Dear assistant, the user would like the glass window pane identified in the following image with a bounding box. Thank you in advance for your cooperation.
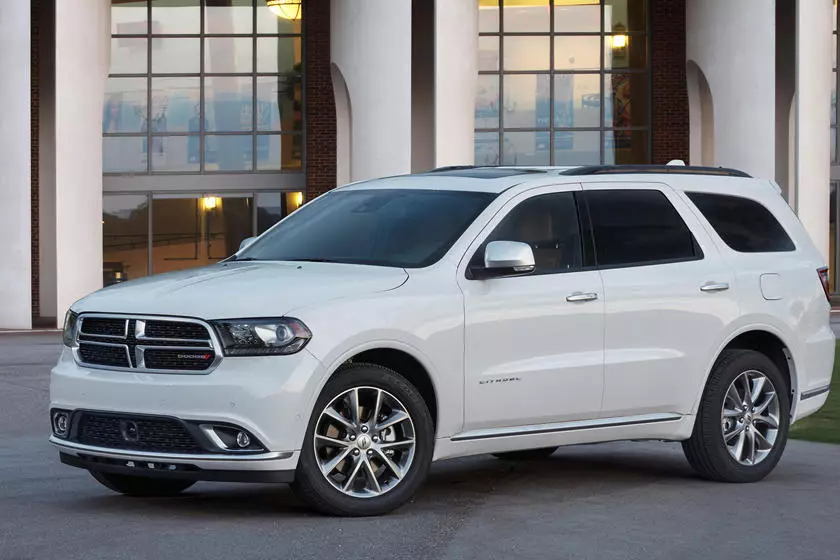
[604,34,647,70]
[257,76,302,132]
[152,197,200,274]
[205,135,253,171]
[504,36,550,70]
[475,75,500,129]
[257,37,303,74]
[554,36,601,71]
[475,132,501,166]
[554,0,600,33]
[205,37,253,74]
[207,197,255,260]
[206,76,254,132]
[832,71,836,126]
[103,194,149,285]
[257,134,303,170]
[831,184,837,291]
[104,78,148,133]
[151,0,200,34]
[503,131,551,165]
[258,192,304,234]
[554,73,600,128]
[257,1,303,33]
[479,36,500,71]
[110,38,147,74]
[103,137,147,173]
[151,77,200,133]
[151,38,200,73]
[554,130,600,165]
[503,74,550,129]
[605,0,647,33]
[604,130,649,164]
[503,0,550,33]
[479,0,500,33]
[586,189,698,267]
[150,136,201,172]
[205,0,253,34]
[605,73,649,128]
[111,0,147,35]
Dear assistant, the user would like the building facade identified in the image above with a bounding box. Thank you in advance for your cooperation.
[0,0,834,329]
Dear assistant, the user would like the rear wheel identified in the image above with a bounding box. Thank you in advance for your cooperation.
[89,471,195,497]
[683,349,790,483]
[291,364,434,516]
[492,447,558,461]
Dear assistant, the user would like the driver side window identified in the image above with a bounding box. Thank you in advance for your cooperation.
[472,192,583,275]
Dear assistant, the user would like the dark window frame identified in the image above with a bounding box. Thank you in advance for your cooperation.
[582,188,705,270]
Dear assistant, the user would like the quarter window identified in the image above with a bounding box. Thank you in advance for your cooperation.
[686,192,796,253]
[476,192,583,274]
[585,189,700,267]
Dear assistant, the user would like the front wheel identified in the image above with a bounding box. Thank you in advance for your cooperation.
[291,364,434,516]
[89,471,195,497]
[683,349,790,483]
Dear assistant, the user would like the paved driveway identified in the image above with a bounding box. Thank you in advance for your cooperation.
[1,333,838,560]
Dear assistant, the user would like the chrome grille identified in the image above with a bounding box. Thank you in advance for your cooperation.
[75,315,220,373]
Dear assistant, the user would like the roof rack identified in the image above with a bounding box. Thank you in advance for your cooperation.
[559,165,751,178]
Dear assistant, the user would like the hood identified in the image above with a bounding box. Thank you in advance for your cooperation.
[73,261,409,319]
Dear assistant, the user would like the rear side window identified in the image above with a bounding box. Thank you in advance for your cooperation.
[686,192,795,253]
[585,189,701,268]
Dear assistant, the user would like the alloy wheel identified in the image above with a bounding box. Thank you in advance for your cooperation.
[313,386,416,498]
[720,370,781,466]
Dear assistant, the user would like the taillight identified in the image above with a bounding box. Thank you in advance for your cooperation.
[817,267,831,303]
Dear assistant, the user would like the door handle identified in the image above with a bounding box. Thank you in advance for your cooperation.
[566,292,599,303]
[700,282,730,293]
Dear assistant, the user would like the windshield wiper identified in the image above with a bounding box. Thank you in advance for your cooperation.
[285,258,341,263]
[226,256,260,262]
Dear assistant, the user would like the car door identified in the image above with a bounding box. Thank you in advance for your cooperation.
[580,182,740,418]
[457,184,606,432]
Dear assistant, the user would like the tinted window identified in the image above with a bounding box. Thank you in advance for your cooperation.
[585,189,700,267]
[238,189,495,268]
[687,192,795,253]
[474,192,582,274]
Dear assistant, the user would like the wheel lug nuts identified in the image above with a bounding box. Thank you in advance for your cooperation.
[372,436,379,443]
[367,450,373,456]
[350,435,356,441]
[353,449,360,456]
[361,425,369,433]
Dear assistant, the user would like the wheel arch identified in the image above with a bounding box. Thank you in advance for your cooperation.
[694,325,798,417]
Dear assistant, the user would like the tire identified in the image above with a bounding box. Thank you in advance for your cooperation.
[291,363,434,517]
[492,447,558,461]
[683,349,790,483]
[89,471,195,497]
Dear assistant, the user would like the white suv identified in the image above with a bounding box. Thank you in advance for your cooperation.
[51,165,835,516]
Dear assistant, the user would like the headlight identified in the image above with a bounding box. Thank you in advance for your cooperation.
[62,310,79,348]
[211,318,312,356]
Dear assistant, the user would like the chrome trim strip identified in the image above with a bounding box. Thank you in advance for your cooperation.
[450,413,683,442]
[800,385,831,401]
[51,437,293,462]
[72,313,223,375]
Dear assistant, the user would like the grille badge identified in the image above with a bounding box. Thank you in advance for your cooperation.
[120,420,140,443]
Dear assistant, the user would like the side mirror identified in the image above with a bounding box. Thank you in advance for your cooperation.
[238,236,257,252]
[471,241,536,280]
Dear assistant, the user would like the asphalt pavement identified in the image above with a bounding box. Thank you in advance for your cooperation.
[1,331,838,560]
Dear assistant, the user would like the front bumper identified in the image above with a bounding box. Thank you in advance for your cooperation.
[50,346,326,476]
[54,438,296,483]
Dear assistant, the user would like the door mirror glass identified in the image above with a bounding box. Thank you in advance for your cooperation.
[474,241,536,279]
[238,236,257,252]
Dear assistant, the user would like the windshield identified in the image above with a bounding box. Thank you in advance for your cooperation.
[237,189,496,268]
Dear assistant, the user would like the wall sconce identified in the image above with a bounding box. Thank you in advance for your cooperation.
[286,191,304,212]
[266,0,302,20]
[201,196,221,211]
[610,23,628,60]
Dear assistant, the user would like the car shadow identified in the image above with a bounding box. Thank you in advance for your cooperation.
[65,443,701,519]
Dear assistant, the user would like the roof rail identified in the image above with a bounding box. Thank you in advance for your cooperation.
[559,165,751,178]
[426,165,480,173]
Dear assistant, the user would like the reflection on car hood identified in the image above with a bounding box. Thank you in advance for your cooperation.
[73,261,409,319]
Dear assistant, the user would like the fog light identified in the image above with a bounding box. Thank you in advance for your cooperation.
[235,431,251,448]
[52,412,70,437]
